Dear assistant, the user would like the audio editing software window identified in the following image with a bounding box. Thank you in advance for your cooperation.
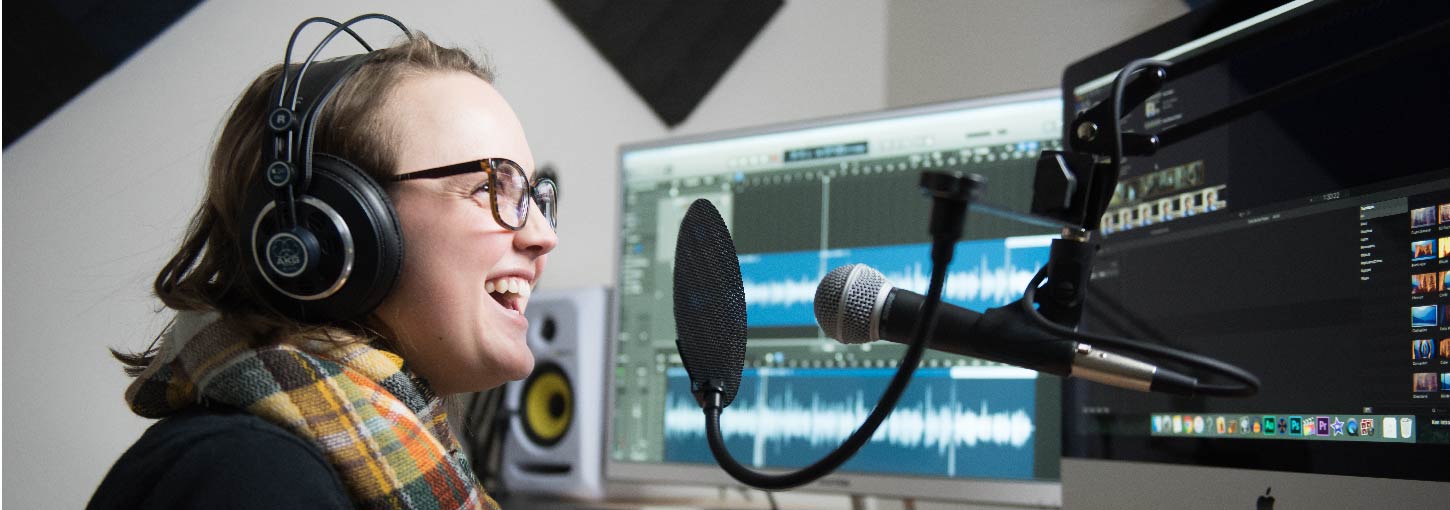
[612,92,1065,482]
[1064,0,1450,479]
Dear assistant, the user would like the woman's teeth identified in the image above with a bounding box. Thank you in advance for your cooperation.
[485,277,532,298]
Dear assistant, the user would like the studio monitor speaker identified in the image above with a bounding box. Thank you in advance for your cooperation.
[502,286,609,499]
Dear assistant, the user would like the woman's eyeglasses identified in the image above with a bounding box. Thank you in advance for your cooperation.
[392,158,557,231]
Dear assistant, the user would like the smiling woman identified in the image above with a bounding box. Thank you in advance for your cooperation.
[375,72,559,394]
[87,15,555,510]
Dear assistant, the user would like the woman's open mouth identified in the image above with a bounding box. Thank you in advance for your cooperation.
[486,276,531,314]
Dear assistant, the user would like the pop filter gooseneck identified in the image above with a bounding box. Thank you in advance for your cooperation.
[672,174,975,491]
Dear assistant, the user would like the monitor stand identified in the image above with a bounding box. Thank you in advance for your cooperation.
[850,494,872,510]
[848,494,918,510]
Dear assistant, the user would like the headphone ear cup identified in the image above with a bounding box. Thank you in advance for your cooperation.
[247,153,403,322]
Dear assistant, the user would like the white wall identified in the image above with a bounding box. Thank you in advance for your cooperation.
[1,1,885,508]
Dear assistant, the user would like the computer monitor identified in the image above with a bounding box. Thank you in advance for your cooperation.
[1059,0,1450,507]
[608,90,1064,506]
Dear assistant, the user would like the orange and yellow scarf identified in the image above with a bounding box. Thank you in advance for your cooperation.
[125,312,499,510]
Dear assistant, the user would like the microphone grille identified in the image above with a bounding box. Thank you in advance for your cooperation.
[814,264,887,345]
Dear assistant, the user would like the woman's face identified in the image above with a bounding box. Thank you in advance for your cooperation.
[374,71,558,395]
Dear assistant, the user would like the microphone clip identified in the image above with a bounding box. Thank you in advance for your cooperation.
[1037,233,1096,328]
[1031,62,1169,233]
[919,171,985,262]
[689,378,728,411]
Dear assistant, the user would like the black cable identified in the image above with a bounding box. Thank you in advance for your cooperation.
[1108,58,1170,186]
[1021,265,1259,396]
[701,221,957,490]
[765,490,780,510]
[462,383,512,493]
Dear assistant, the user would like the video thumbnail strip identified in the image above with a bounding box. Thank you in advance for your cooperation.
[1100,185,1227,234]
[1104,160,1206,209]
[1150,413,1415,443]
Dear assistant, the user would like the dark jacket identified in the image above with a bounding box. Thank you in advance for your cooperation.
[88,407,352,509]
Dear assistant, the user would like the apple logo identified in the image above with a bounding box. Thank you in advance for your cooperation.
[1257,487,1275,510]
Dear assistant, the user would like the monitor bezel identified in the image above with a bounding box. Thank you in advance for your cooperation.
[605,88,1064,506]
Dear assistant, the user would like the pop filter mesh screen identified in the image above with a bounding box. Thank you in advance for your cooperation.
[672,199,747,408]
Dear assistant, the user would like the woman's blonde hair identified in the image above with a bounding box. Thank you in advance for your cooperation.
[115,33,494,374]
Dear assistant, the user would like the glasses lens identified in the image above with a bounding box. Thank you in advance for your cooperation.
[493,160,529,229]
[534,178,557,229]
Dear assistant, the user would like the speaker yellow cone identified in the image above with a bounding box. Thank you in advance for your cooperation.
[521,363,572,446]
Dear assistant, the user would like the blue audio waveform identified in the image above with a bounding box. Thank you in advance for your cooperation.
[739,236,1054,328]
[663,367,1038,479]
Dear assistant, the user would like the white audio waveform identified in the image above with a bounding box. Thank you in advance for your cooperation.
[664,385,1035,461]
[741,274,819,308]
[890,257,1040,306]
[742,255,1041,309]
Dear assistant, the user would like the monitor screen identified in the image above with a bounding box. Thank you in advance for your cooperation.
[608,90,1063,506]
[1060,0,1450,506]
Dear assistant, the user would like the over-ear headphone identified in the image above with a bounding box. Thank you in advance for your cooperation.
[243,15,411,322]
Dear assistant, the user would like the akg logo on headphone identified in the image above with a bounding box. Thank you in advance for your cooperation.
[266,161,292,187]
[266,233,308,277]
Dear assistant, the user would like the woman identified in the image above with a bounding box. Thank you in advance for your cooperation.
[89,17,556,510]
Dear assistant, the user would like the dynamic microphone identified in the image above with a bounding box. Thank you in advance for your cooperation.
[815,264,1198,395]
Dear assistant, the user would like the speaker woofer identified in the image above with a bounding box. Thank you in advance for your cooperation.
[519,362,572,448]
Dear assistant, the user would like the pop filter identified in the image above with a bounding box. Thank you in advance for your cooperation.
[672,199,747,409]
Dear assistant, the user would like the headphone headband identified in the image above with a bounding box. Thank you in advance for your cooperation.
[267,15,413,221]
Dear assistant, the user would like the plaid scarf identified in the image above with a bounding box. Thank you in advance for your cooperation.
[125,311,499,510]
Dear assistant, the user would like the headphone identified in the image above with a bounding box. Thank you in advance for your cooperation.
[243,14,412,323]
